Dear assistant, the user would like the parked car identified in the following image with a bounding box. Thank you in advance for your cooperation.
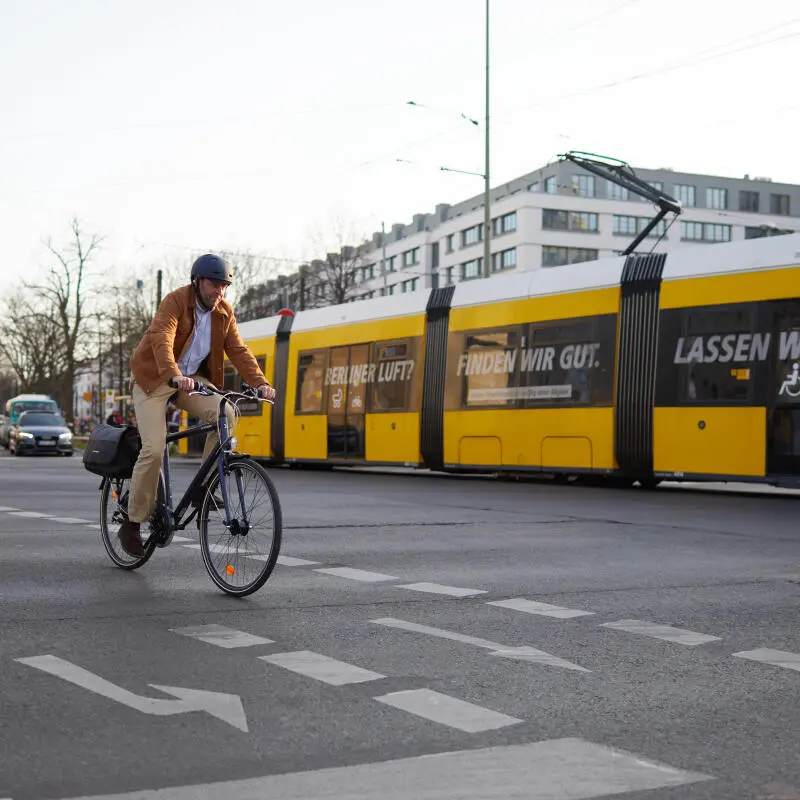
[9,411,73,456]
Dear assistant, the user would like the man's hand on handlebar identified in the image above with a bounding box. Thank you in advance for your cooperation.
[171,375,196,392]
[257,384,276,402]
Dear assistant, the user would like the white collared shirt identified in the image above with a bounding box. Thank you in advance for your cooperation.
[177,300,212,377]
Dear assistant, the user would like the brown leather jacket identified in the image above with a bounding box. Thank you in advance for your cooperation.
[130,285,267,394]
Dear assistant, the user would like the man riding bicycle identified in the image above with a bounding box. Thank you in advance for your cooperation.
[118,254,276,557]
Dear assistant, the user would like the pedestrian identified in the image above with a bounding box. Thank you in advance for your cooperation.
[117,254,276,557]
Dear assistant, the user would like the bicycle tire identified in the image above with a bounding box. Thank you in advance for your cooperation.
[198,457,282,596]
[99,475,161,570]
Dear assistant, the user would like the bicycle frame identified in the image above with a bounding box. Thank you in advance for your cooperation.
[161,392,250,534]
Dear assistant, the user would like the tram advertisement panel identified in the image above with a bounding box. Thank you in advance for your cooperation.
[445,314,617,409]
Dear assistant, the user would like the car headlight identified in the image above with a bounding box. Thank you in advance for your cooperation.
[59,432,72,442]
[18,431,34,439]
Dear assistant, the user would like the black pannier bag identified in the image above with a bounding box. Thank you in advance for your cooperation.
[83,424,141,479]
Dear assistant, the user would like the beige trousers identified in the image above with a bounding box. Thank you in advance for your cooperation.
[127,377,236,523]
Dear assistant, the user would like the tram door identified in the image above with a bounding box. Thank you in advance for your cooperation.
[766,302,800,478]
[327,345,367,460]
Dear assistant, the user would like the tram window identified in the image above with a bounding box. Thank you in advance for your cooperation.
[223,356,265,392]
[370,339,417,411]
[450,327,521,408]
[295,350,327,413]
[222,356,266,415]
[520,316,615,406]
[674,305,758,404]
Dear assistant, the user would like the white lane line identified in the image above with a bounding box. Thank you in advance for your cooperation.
[375,689,521,733]
[46,737,714,800]
[488,598,594,618]
[8,511,52,518]
[170,535,193,543]
[182,543,264,557]
[277,555,320,567]
[48,517,93,524]
[0,506,20,511]
[733,648,800,673]
[601,619,720,646]
[372,617,589,672]
[172,624,273,649]
[398,582,487,598]
[314,567,399,583]
[260,651,385,685]
[85,524,102,530]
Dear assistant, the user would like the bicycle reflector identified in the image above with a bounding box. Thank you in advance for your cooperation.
[225,565,236,576]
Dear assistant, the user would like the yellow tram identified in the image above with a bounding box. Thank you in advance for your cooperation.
[226,234,800,488]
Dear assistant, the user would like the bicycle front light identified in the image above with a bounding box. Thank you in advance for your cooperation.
[228,436,238,451]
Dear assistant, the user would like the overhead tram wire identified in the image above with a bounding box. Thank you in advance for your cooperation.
[492,21,800,126]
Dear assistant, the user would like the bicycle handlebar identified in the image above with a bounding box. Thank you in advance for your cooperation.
[169,377,274,405]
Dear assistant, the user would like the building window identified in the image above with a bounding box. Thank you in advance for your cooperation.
[675,184,696,206]
[770,194,790,215]
[386,284,396,295]
[445,233,454,252]
[431,242,439,268]
[612,215,638,236]
[680,221,704,241]
[462,225,482,246]
[572,175,596,197]
[528,181,540,192]
[402,247,419,266]
[703,223,732,242]
[706,188,728,209]
[639,217,667,237]
[648,181,664,191]
[401,278,419,292]
[492,248,517,272]
[541,246,598,267]
[542,209,598,232]
[387,256,396,272]
[739,191,759,213]
[461,258,483,280]
[544,176,557,194]
[445,266,455,286]
[607,183,629,201]
[680,221,730,242]
[492,212,517,235]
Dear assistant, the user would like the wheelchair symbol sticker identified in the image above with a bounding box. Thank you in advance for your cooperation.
[332,387,344,409]
[779,362,800,398]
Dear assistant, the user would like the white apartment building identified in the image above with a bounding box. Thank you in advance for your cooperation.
[345,160,800,301]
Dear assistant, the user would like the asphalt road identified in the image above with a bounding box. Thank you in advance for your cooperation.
[0,448,798,800]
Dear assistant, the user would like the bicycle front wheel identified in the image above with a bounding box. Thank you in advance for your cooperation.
[199,458,282,596]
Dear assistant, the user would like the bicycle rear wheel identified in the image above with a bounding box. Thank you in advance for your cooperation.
[199,457,282,596]
[100,475,161,569]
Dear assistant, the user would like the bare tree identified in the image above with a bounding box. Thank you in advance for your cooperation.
[25,218,102,423]
[300,216,372,307]
[0,290,66,398]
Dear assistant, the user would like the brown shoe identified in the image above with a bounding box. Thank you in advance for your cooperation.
[118,520,145,557]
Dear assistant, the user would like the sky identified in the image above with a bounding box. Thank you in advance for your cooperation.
[2,0,798,291]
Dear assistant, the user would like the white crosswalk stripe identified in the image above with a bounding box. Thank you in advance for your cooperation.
[48,738,714,799]
[488,598,594,618]
[601,619,720,646]
[313,567,399,583]
[375,688,522,733]
[398,582,487,597]
[733,647,800,673]
[171,624,274,649]
[260,651,385,685]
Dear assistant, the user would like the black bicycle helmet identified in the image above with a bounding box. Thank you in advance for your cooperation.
[190,254,232,284]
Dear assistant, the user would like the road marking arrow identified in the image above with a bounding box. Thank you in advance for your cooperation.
[372,618,589,673]
[16,655,248,731]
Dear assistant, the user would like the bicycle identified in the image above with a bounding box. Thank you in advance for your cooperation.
[98,380,282,597]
